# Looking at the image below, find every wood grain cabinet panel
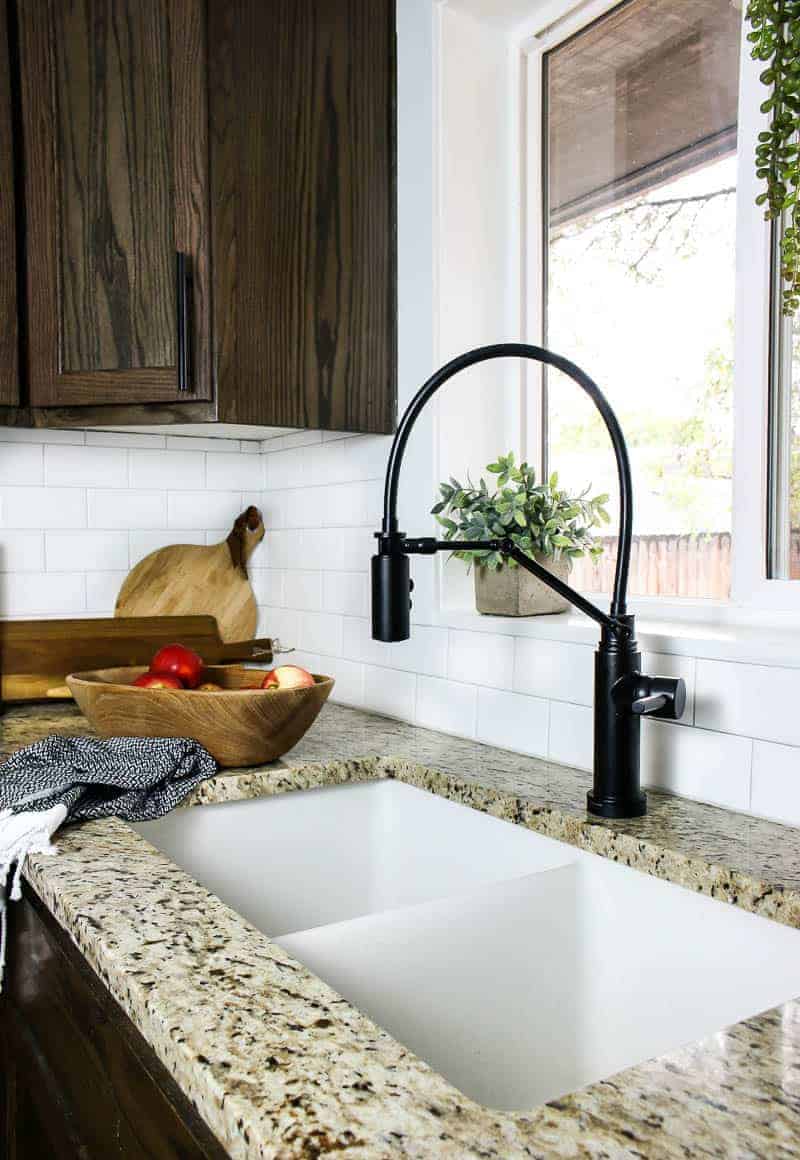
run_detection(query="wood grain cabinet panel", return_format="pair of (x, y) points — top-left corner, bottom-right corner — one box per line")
(208, 0), (397, 434)
(0, 0), (19, 405)
(0, 887), (228, 1159)
(19, 0), (212, 407)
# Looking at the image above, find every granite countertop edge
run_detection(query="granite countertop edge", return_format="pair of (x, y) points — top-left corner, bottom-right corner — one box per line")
(4, 701), (800, 1159)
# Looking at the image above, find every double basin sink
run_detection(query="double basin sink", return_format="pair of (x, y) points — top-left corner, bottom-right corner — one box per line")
(135, 779), (800, 1111)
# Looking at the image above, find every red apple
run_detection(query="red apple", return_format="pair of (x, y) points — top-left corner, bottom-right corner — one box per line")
(132, 672), (184, 690)
(261, 665), (315, 691)
(149, 643), (203, 688)
(195, 681), (224, 692)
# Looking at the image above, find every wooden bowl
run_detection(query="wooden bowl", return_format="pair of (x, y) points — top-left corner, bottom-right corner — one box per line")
(66, 665), (334, 768)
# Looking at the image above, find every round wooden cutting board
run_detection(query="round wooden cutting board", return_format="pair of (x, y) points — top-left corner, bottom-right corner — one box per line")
(115, 506), (265, 642)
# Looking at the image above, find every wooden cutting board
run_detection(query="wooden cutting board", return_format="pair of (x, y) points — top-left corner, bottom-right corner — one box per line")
(0, 615), (273, 702)
(115, 506), (265, 642)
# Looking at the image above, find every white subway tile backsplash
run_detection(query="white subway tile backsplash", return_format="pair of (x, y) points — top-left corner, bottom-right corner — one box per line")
(260, 491), (287, 531)
(295, 528), (343, 569)
(347, 435), (391, 481)
(0, 532), (45, 572)
(45, 444), (127, 488)
(264, 447), (308, 490)
(1, 572), (85, 616)
(6, 428), (800, 832)
(129, 529), (206, 564)
(641, 720), (752, 811)
(285, 489), (323, 529)
(323, 571), (368, 617)
(284, 570), (323, 611)
(1, 486), (87, 529)
(0, 443), (44, 485)
(417, 675), (477, 737)
(477, 687), (549, 757)
(448, 629), (514, 690)
(324, 657), (364, 707)
(46, 531), (128, 572)
(85, 570), (127, 612)
(320, 481), (372, 527)
(362, 664), (416, 721)
(548, 701), (593, 771)
(206, 451), (263, 491)
(514, 637), (594, 706)
(258, 605), (300, 645)
(263, 529), (303, 570)
(250, 568), (284, 607)
(338, 528), (374, 572)
(89, 489), (166, 529)
(129, 449), (205, 491)
(297, 611), (344, 656)
(341, 616), (448, 677)
(751, 740), (800, 826)
(167, 491), (242, 529)
(696, 659), (800, 747)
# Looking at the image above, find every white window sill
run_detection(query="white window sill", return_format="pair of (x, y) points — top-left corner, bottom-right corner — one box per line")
(432, 601), (800, 668)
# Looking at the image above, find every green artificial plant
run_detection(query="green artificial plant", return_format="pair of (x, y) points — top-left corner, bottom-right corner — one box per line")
(747, 1), (800, 315)
(432, 452), (609, 572)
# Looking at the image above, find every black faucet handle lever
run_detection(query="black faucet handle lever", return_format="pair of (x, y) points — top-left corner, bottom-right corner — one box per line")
(615, 672), (686, 721)
(631, 691), (668, 716)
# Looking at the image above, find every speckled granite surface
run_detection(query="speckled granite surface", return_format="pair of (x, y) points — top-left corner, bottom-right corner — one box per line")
(3, 700), (800, 1158)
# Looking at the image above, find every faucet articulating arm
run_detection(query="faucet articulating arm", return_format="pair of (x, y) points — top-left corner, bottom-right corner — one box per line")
(371, 344), (686, 820)
(390, 535), (631, 639)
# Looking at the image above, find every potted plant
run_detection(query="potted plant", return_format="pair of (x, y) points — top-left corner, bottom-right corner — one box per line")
(432, 452), (609, 616)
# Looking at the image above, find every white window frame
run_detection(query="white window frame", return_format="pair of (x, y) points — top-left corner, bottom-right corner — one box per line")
(518, 0), (792, 621)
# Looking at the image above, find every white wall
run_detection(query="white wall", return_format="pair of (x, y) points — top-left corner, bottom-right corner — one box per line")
(0, 428), (265, 617)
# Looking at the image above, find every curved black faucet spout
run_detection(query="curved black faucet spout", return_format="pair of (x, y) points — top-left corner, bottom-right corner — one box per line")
(371, 342), (686, 819)
(381, 343), (633, 619)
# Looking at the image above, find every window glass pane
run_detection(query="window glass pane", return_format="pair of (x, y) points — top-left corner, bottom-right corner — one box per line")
(543, 0), (741, 600)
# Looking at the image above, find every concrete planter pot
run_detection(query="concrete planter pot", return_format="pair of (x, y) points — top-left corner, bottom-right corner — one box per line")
(474, 554), (571, 616)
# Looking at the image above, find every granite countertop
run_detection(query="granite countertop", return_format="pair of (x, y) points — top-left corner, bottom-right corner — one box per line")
(3, 700), (800, 1159)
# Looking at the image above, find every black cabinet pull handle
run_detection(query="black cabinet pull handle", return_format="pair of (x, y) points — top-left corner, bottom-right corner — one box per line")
(176, 251), (192, 393)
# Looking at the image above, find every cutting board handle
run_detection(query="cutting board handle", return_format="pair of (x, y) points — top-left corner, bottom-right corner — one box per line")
(215, 637), (274, 663)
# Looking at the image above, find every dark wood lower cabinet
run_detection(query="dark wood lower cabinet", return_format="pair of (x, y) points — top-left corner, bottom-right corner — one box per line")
(0, 887), (228, 1160)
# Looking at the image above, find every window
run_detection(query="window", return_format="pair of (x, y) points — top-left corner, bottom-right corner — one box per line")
(434, 0), (796, 620)
(541, 0), (741, 600)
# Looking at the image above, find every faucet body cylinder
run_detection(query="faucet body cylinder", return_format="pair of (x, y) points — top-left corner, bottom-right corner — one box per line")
(588, 618), (647, 818)
(371, 551), (411, 642)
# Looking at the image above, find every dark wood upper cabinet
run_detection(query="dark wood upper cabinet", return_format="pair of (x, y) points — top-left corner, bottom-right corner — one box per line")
(0, 0), (19, 406)
(5, 0), (396, 434)
(19, 0), (212, 407)
(208, 0), (397, 433)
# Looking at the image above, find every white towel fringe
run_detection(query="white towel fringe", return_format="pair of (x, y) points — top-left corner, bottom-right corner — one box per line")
(0, 803), (67, 992)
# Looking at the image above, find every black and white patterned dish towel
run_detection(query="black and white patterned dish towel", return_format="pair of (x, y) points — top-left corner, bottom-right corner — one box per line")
(0, 733), (217, 989)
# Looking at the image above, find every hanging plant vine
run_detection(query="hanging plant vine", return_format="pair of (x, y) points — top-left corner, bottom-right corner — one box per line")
(747, 1), (800, 316)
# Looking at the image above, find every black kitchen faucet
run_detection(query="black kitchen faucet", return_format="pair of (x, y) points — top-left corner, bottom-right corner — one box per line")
(371, 343), (685, 819)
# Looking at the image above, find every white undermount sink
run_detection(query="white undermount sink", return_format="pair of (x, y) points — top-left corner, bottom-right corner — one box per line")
(135, 780), (800, 1111)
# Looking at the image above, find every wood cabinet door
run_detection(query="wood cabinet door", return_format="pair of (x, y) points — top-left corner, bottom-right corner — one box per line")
(19, 0), (212, 407)
(0, 0), (19, 406)
(209, 0), (397, 434)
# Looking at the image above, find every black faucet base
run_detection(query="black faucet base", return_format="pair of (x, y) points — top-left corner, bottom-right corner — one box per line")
(586, 789), (647, 819)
